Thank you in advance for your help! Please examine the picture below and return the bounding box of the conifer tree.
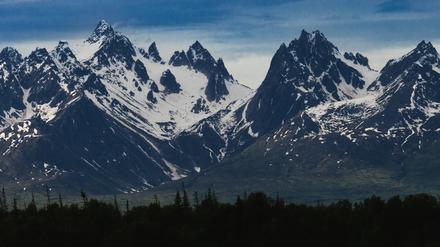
[58,193,63,207]
[193,191,199,208]
[182,183,190,209]
[0,188,5,211]
[31,191,36,206]
[235,195,242,207]
[44,184,51,206]
[1,188,7,211]
[12,197,17,212]
[153,194,160,207]
[80,190,88,206]
[113,195,119,212]
[27,191,37,213]
[174,191,182,208]
[275,193,284,208]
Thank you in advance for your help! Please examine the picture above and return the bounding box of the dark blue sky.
[0,0,439,87]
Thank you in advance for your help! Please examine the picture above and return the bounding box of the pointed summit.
[86,20,115,43]
[299,29,310,40]
[169,50,190,67]
[298,29,328,43]
[187,41,215,62]
[371,40,440,89]
[189,40,204,51]
[52,41,77,63]
[148,42,162,62]
[414,40,438,56]
[0,47,23,70]
[28,48,51,64]
[186,41,216,74]
[86,20,136,69]
[293,29,338,55]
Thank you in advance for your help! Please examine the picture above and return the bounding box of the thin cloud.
[376,0,412,13]
[0,0,439,88]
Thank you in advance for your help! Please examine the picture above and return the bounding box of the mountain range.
[1,20,440,200]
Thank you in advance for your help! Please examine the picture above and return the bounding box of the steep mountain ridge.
[166,39,440,201]
[176,30,378,165]
[1,22,440,199]
[0,20,252,193]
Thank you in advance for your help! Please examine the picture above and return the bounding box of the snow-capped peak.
[86,19,115,44]
[51,41,77,64]
[371,40,440,89]
[299,29,327,42]
[0,47,23,70]
[26,47,52,66]
[415,40,438,56]
[187,40,216,65]
[292,29,339,58]
[189,40,204,51]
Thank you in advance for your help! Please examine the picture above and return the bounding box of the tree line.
[0,186,439,247]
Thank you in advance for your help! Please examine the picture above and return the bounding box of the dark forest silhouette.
[0,186,439,247]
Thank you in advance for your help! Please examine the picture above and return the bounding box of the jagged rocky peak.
[87,21,136,69]
[169,41,232,80]
[216,58,233,80]
[51,41,77,63]
[415,40,438,56]
[401,40,439,66]
[344,52,371,69]
[186,40,217,74]
[239,29,373,139]
[0,47,24,112]
[283,29,358,89]
[0,47,23,70]
[169,41,216,70]
[147,42,162,62]
[372,40,440,89]
[26,47,53,67]
[18,47,65,93]
[134,59,149,84]
[160,69,181,94]
[292,29,339,58]
[86,19,115,43]
[169,50,190,67]
[387,40,438,68]
[186,41,233,101]
[187,41,215,62]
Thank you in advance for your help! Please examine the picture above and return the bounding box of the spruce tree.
[0,188,4,211]
[31,191,36,206]
[174,191,182,208]
[58,193,63,207]
[113,195,119,212]
[27,191,37,213]
[193,191,199,208]
[182,184,190,209]
[44,184,51,206]
[153,194,160,207]
[80,190,88,206]
[12,197,17,212]
[1,188,7,211]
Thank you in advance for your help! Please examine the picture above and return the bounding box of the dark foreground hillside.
[0,190,439,247]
